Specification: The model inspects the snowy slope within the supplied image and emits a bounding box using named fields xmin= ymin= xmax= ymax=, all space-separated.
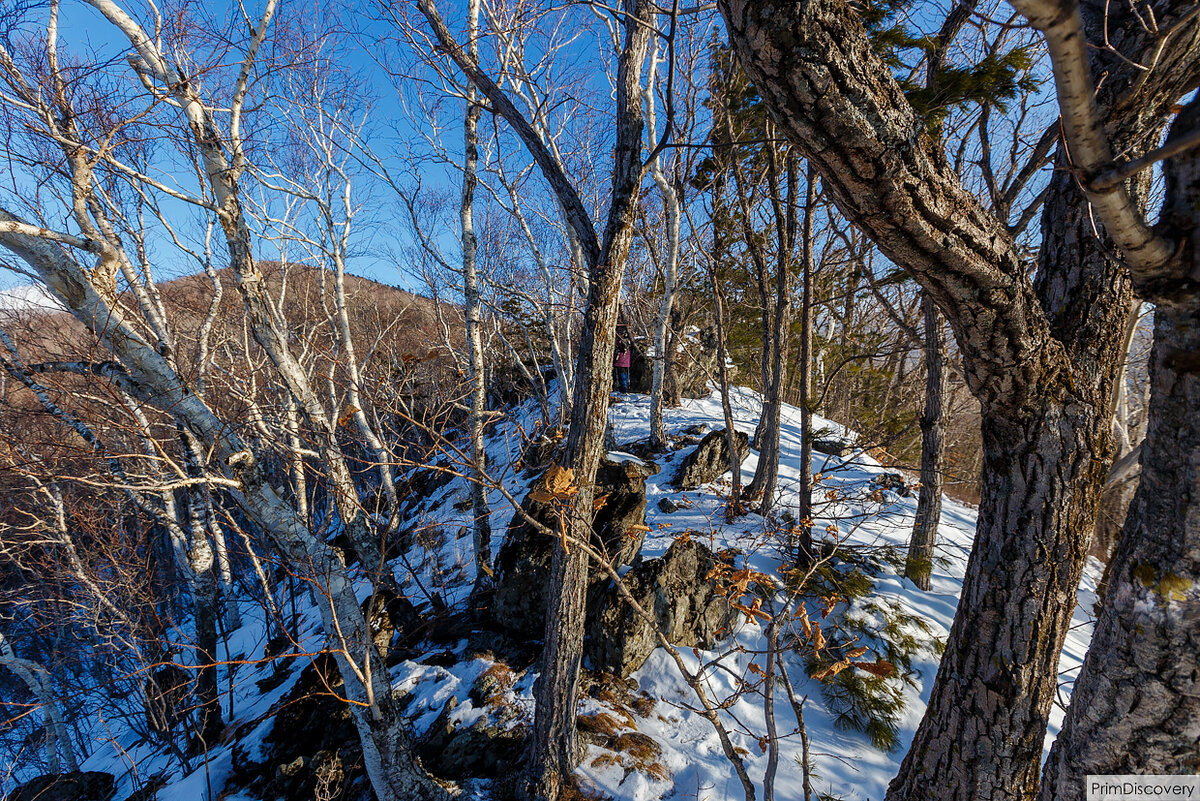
xmin=21 ymin=387 xmax=1098 ymax=801
xmin=0 ymin=284 xmax=64 ymax=314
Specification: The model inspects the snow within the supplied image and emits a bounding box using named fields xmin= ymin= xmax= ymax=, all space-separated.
xmin=0 ymin=284 xmax=64 ymax=314
xmin=6 ymin=386 xmax=1099 ymax=801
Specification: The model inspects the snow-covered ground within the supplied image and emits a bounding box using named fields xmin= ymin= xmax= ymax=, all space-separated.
xmin=13 ymin=387 xmax=1099 ymax=801
xmin=0 ymin=284 xmax=64 ymax=315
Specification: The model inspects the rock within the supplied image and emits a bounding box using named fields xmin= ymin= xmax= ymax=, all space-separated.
xmin=812 ymin=430 xmax=856 ymax=457
xmin=226 ymin=655 xmax=372 ymax=801
xmin=585 ymin=538 xmax=734 ymax=678
xmin=673 ymin=327 xmax=724 ymax=399
xmin=417 ymin=695 xmax=527 ymax=780
xmin=657 ymin=497 xmax=682 ymax=514
xmin=8 ymin=772 xmax=116 ymax=801
xmin=361 ymin=587 xmax=421 ymax=657
xmin=520 ymin=429 xmax=565 ymax=475
xmin=872 ymin=472 xmax=910 ymax=497
xmin=673 ymin=429 xmax=749 ymax=489
xmin=492 ymin=457 xmax=656 ymax=637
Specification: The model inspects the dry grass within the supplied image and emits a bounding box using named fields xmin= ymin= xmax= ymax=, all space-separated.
xmin=611 ymin=732 xmax=662 ymax=762
xmin=589 ymin=753 xmax=623 ymax=770
xmin=559 ymin=777 xmax=613 ymax=801
xmin=474 ymin=661 xmax=517 ymax=707
xmin=577 ymin=712 xmax=623 ymax=739
xmin=630 ymin=693 xmax=656 ymax=718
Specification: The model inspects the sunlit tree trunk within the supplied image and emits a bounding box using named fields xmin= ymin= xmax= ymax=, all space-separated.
xmin=906 ymin=292 xmax=947 ymax=590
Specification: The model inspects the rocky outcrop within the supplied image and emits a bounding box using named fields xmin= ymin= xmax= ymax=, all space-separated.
xmin=8 ymin=772 xmax=116 ymax=801
xmin=673 ymin=429 xmax=749 ymax=489
xmin=361 ymin=587 xmax=421 ymax=660
xmin=585 ymin=538 xmax=734 ymax=678
xmin=673 ymin=327 xmax=724 ymax=399
xmin=491 ymin=457 xmax=657 ymax=637
xmin=228 ymin=655 xmax=372 ymax=801
xmin=871 ymin=472 xmax=911 ymax=497
xmin=416 ymin=667 xmax=527 ymax=780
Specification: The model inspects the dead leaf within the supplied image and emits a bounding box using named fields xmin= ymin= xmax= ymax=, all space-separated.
xmin=338 ymin=405 xmax=359 ymax=427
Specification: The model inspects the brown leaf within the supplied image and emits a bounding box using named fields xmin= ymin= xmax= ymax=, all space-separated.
xmin=544 ymin=463 xmax=576 ymax=497
xmin=855 ymin=659 xmax=897 ymax=678
xmin=337 ymin=405 xmax=359 ymax=427
xmin=811 ymin=659 xmax=851 ymax=682
xmin=528 ymin=488 xmax=556 ymax=504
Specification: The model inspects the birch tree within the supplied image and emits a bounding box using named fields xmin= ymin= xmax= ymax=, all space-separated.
xmin=0 ymin=1 xmax=452 ymax=796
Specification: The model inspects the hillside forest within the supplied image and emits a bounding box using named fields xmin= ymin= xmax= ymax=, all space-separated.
xmin=0 ymin=1 xmax=1197 ymax=801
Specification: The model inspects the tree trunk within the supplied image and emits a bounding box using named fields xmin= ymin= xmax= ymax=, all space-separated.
xmin=710 ymin=262 xmax=743 ymax=516
xmin=0 ymin=215 xmax=455 ymax=801
xmin=748 ymin=149 xmax=799 ymax=516
xmin=1038 ymin=97 xmax=1200 ymax=801
xmin=796 ymin=164 xmax=817 ymax=558
xmin=888 ymin=399 xmax=1111 ymax=800
xmin=524 ymin=2 xmax=652 ymax=797
xmin=906 ymin=292 xmax=947 ymax=591
xmin=0 ymin=630 xmax=78 ymax=774
xmin=647 ymin=34 xmax=680 ymax=451
xmin=462 ymin=0 xmax=492 ymax=594
xmin=717 ymin=1 xmax=1197 ymax=797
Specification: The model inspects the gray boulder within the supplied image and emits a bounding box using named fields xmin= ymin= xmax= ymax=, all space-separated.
xmin=673 ymin=429 xmax=749 ymax=489
xmin=812 ymin=430 xmax=856 ymax=457
xmin=491 ymin=457 xmax=657 ymax=636
xmin=872 ymin=472 xmax=911 ymax=497
xmin=417 ymin=692 xmax=526 ymax=780
xmin=585 ymin=538 xmax=734 ymax=678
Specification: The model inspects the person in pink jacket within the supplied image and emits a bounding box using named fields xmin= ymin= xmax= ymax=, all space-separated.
xmin=614 ymin=338 xmax=632 ymax=392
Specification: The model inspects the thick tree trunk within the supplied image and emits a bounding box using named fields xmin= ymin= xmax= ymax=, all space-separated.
xmin=524 ymin=2 xmax=652 ymax=797
xmin=1038 ymin=98 xmax=1200 ymax=801
xmin=717 ymin=1 xmax=1198 ymax=797
xmin=462 ymin=0 xmax=492 ymax=594
xmin=889 ymin=400 xmax=1110 ymax=800
xmin=906 ymin=292 xmax=947 ymax=591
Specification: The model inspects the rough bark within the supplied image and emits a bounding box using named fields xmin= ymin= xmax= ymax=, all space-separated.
xmin=717 ymin=0 xmax=1200 ymax=798
xmin=1036 ymin=88 xmax=1200 ymax=801
xmin=906 ymin=293 xmax=947 ymax=591
xmin=411 ymin=0 xmax=653 ymax=793
xmin=528 ymin=11 xmax=651 ymax=792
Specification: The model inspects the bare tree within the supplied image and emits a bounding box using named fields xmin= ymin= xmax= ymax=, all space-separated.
xmin=0 ymin=0 xmax=454 ymax=795
xmin=409 ymin=1 xmax=658 ymax=796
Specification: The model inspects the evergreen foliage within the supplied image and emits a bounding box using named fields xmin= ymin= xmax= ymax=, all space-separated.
xmin=800 ymin=546 xmax=944 ymax=752
xmin=853 ymin=0 xmax=1040 ymax=128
